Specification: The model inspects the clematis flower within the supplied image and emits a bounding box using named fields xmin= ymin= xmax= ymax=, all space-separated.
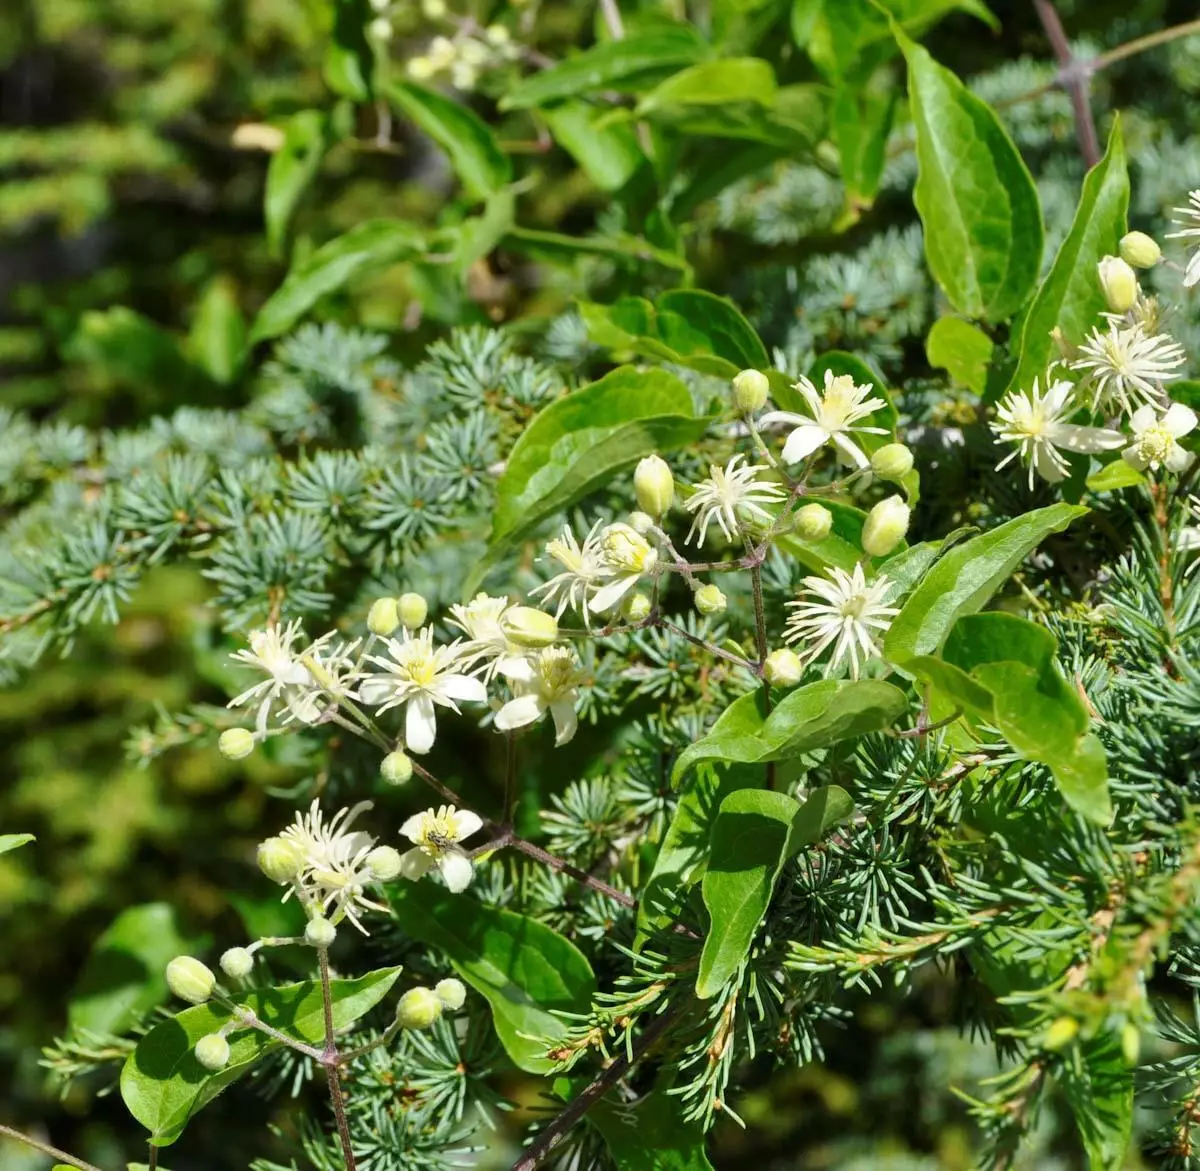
xmin=398 ymin=805 xmax=483 ymax=893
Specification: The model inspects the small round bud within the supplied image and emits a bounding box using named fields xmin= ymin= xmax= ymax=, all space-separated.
xmin=395 ymin=986 xmax=443 ymax=1030
xmin=257 ymin=836 xmax=304 ymax=884
xmin=1119 ymin=230 xmax=1161 ymax=269
xmin=485 ymin=22 xmax=510 ymax=45
xmin=397 ymin=592 xmax=428 ymax=630
xmin=407 ymin=55 xmax=436 ymax=81
xmin=421 ymin=0 xmax=446 ymax=15
xmin=1098 ymin=254 xmax=1138 ymax=314
xmin=305 ymin=917 xmax=337 ymax=948
xmin=220 ymin=947 xmax=254 ymax=980
xmin=367 ymin=16 xmax=393 ymax=40
xmin=634 ymin=454 xmax=675 ymax=518
xmin=369 ymin=0 xmax=389 ymax=10
xmin=501 ymin=605 xmax=559 ymax=649
xmin=731 ymin=369 xmax=770 ymax=414
xmin=794 ymin=503 xmax=833 ymax=541
xmin=458 ymin=38 xmax=489 ymax=67
xmin=861 ymin=496 xmax=910 ymax=558
xmin=450 ymin=62 xmax=478 ymax=91
xmin=435 ymin=977 xmax=467 ymax=1011
xmin=870 ymin=443 xmax=914 ymax=482
xmin=628 ymin=510 xmax=656 ymax=535
xmin=1042 ymin=1016 xmax=1080 ymax=1052
xmin=622 ymin=592 xmax=652 ymax=622
xmin=764 ymin=648 xmax=804 ymax=688
xmin=380 ymin=750 xmax=413 ymax=786
xmin=694 ymin=584 xmax=727 ymax=616
xmin=194 ymin=1033 xmax=231 ymax=1071
xmin=367 ymin=596 xmax=400 ymax=636
xmin=166 ymin=956 xmax=216 ymax=1005
xmin=366 ymin=845 xmax=402 ymax=881
xmin=218 ymin=727 xmax=255 ymax=761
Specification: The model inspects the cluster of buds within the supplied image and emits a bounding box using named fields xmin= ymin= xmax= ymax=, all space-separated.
xmin=407 ymin=24 xmax=519 ymax=92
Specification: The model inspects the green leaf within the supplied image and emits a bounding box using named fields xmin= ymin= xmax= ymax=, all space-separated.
xmin=1008 ymin=120 xmax=1128 ymax=400
xmin=831 ymin=81 xmax=896 ymax=203
xmin=323 ymin=0 xmax=373 ymax=101
xmin=389 ymin=885 xmax=595 ymax=1073
xmin=65 ymin=308 xmax=210 ymax=397
xmin=69 ymin=903 xmax=199 ymax=1036
xmin=503 ymin=227 xmax=692 ymax=274
xmin=672 ymin=679 xmax=909 ymax=784
xmin=900 ymin=31 xmax=1043 ymax=322
xmin=925 ymin=316 xmax=994 ymax=396
xmin=1059 ymin=1033 xmax=1134 ymax=1170
xmin=657 ymin=290 xmax=770 ymax=370
xmin=698 ymin=786 xmax=852 ymax=996
xmin=452 ymin=188 xmax=516 ymax=276
xmin=265 ymin=110 xmax=332 ymax=258
xmin=543 ymin=101 xmax=644 ymax=191
xmin=249 ymin=219 xmax=425 ymax=344
xmin=636 ymin=58 xmax=777 ymax=115
xmin=121 ymin=968 xmax=401 ymax=1145
xmin=186 ymin=276 xmax=245 ymax=385
xmin=386 ymin=81 xmax=511 ymax=200
xmin=587 ymin=1087 xmax=715 ymax=1169
xmin=1086 ymin=459 xmax=1145 ymax=493
xmin=0 ymin=833 xmax=34 ymax=856
xmin=884 ymin=503 xmax=1087 ymax=664
xmin=501 ymin=28 xmax=709 ymax=110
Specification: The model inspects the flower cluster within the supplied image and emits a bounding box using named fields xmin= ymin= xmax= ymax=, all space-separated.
xmin=405 ymin=23 xmax=519 ymax=92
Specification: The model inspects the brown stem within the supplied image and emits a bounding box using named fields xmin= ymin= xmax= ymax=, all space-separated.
xmin=749 ymin=560 xmax=775 ymax=788
xmin=317 ymin=947 xmax=357 ymax=1171
xmin=658 ymin=617 xmax=757 ymax=673
xmin=1032 ymin=0 xmax=1100 ymax=166
xmin=0 ymin=1123 xmax=105 ymax=1171
xmin=485 ymin=831 xmax=638 ymax=909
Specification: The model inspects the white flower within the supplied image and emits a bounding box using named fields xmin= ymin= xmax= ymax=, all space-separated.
xmin=446 ymin=593 xmax=530 ymax=681
xmin=1166 ymin=189 xmax=1200 ymax=287
xmin=530 ymin=521 xmax=608 ymax=625
xmin=494 ymin=646 xmax=584 ymax=746
xmin=759 ymin=369 xmax=888 ymax=468
xmin=991 ymin=376 xmax=1123 ymax=488
xmin=229 ymin=620 xmax=334 ymax=736
xmin=588 ymin=523 xmax=658 ymax=615
xmin=1071 ymin=322 xmax=1186 ymax=415
xmin=277 ymin=800 xmax=385 ymax=933
xmin=360 ymin=628 xmax=487 ymax=753
xmin=784 ymin=564 xmax=898 ymax=679
xmin=1122 ymin=402 xmax=1197 ymax=473
xmin=398 ymin=804 xmax=483 ymax=893
xmin=683 ymin=455 xmax=787 ymax=546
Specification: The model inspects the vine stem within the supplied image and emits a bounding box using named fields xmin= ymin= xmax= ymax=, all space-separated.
xmin=1032 ymin=0 xmax=1099 ymax=167
xmin=317 ymin=946 xmax=357 ymax=1171
xmin=0 ymin=1123 xmax=105 ymax=1171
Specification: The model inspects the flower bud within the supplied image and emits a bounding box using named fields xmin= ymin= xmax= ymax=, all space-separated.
xmin=764 ymin=648 xmax=804 ymax=687
xmin=397 ymin=592 xmax=428 ymax=630
xmin=395 ymin=986 xmax=443 ymax=1030
xmin=694 ymin=584 xmax=727 ymax=616
xmin=166 ymin=956 xmax=216 ymax=1005
xmin=869 ymin=443 xmax=914 ymax=482
xmin=220 ymin=947 xmax=254 ymax=980
xmin=1042 ymin=1015 xmax=1080 ymax=1052
xmin=861 ymin=496 xmax=910 ymax=558
xmin=407 ymin=56 xmax=436 ymax=81
xmin=794 ymin=503 xmax=832 ymax=541
xmin=1098 ymin=254 xmax=1138 ymax=314
xmin=257 ymin=836 xmax=304 ymax=884
xmin=421 ymin=0 xmax=446 ymax=15
xmin=621 ymin=592 xmax=652 ymax=622
xmin=367 ymin=16 xmax=393 ymax=40
xmin=634 ymin=455 xmax=674 ymax=518
xmin=1121 ymin=1022 xmax=1140 ymax=1065
xmin=366 ymin=845 xmax=402 ymax=881
xmin=194 ymin=1033 xmax=231 ymax=1071
xmin=435 ymin=977 xmax=467 ymax=1011
xmin=380 ymin=750 xmax=413 ymax=786
xmin=367 ymin=596 xmax=400 ymax=636
xmin=628 ymin=510 xmax=655 ymax=535
xmin=500 ymin=605 xmax=559 ymax=649
xmin=1120 ymin=230 xmax=1161 ymax=269
xmin=305 ymin=916 xmax=337 ymax=948
xmin=218 ymin=727 xmax=255 ymax=761
xmin=600 ymin=524 xmax=656 ymax=574
xmin=731 ymin=369 xmax=770 ymax=414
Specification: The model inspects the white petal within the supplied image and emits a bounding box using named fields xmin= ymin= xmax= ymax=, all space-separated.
xmin=830 ymin=432 xmax=870 ymax=468
xmin=436 ymin=673 xmax=488 ymax=705
xmin=1051 ymin=424 xmax=1125 ymax=453
xmin=494 ymin=692 xmax=545 ymax=731
xmin=398 ymin=847 xmax=433 ymax=880
xmin=497 ymin=653 xmax=535 ymax=683
xmin=358 ymin=677 xmax=395 ymax=706
xmin=1164 ymin=402 xmax=1198 ymax=437
xmin=1185 ymin=251 xmax=1200 ymax=288
xmin=452 ymin=809 xmax=484 ymax=840
xmin=1033 ymin=445 xmax=1067 ymax=483
xmin=1129 ymin=404 xmax=1156 ymax=432
xmin=405 ymin=693 xmax=438 ymax=754
xmin=780 ymin=424 xmax=828 ymax=464
xmin=1122 ymin=447 xmax=1149 ymax=470
xmin=399 ymin=812 xmax=426 ymax=842
xmin=757 ymin=410 xmax=806 ymax=429
xmin=1167 ymin=445 xmax=1193 ymax=472
xmin=440 ymin=850 xmax=473 ymax=893
xmin=549 ymin=699 xmax=578 ymax=747
xmin=588 ymin=574 xmax=638 ymax=614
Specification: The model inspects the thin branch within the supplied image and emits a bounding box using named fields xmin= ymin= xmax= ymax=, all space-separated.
xmin=596 ymin=0 xmax=625 ymax=40
xmin=0 ymin=1123 xmax=105 ymax=1171
xmin=317 ymin=947 xmax=357 ymax=1171
xmin=1032 ymin=0 xmax=1100 ymax=167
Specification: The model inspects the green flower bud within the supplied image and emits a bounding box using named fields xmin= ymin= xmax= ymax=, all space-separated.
xmin=1098 ymin=254 xmax=1138 ymax=314
xmin=367 ymin=596 xmax=400 ymax=636
xmin=601 ymin=524 xmax=656 ymax=574
xmin=794 ymin=503 xmax=833 ymax=541
xmin=1119 ymin=230 xmax=1161 ymax=269
xmin=397 ymin=592 xmax=428 ymax=630
xmin=861 ymin=496 xmax=910 ymax=558
xmin=1042 ymin=1015 xmax=1080 ymax=1052
xmin=764 ymin=648 xmax=804 ymax=687
xmin=257 ymin=836 xmax=304 ymax=884
xmin=220 ymin=947 xmax=254 ymax=980
xmin=305 ymin=916 xmax=337 ymax=948
xmin=218 ymin=727 xmax=255 ymax=761
xmin=731 ymin=369 xmax=770 ymax=413
xmin=194 ymin=1032 xmax=231 ymax=1071
xmin=501 ymin=605 xmax=559 ymax=649
xmin=366 ymin=845 xmax=402 ymax=881
xmin=435 ymin=977 xmax=467 ymax=1011
xmin=870 ymin=443 xmax=914 ymax=482
xmin=694 ymin=584 xmax=727 ymax=616
xmin=634 ymin=454 xmax=675 ymax=517
xmin=622 ymin=592 xmax=652 ymax=622
xmin=166 ymin=956 xmax=216 ymax=1005
xmin=395 ymin=986 xmax=443 ymax=1030
xmin=628 ymin=510 xmax=655 ymax=535
xmin=367 ymin=15 xmax=393 ymax=40
xmin=380 ymin=750 xmax=413 ymax=786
